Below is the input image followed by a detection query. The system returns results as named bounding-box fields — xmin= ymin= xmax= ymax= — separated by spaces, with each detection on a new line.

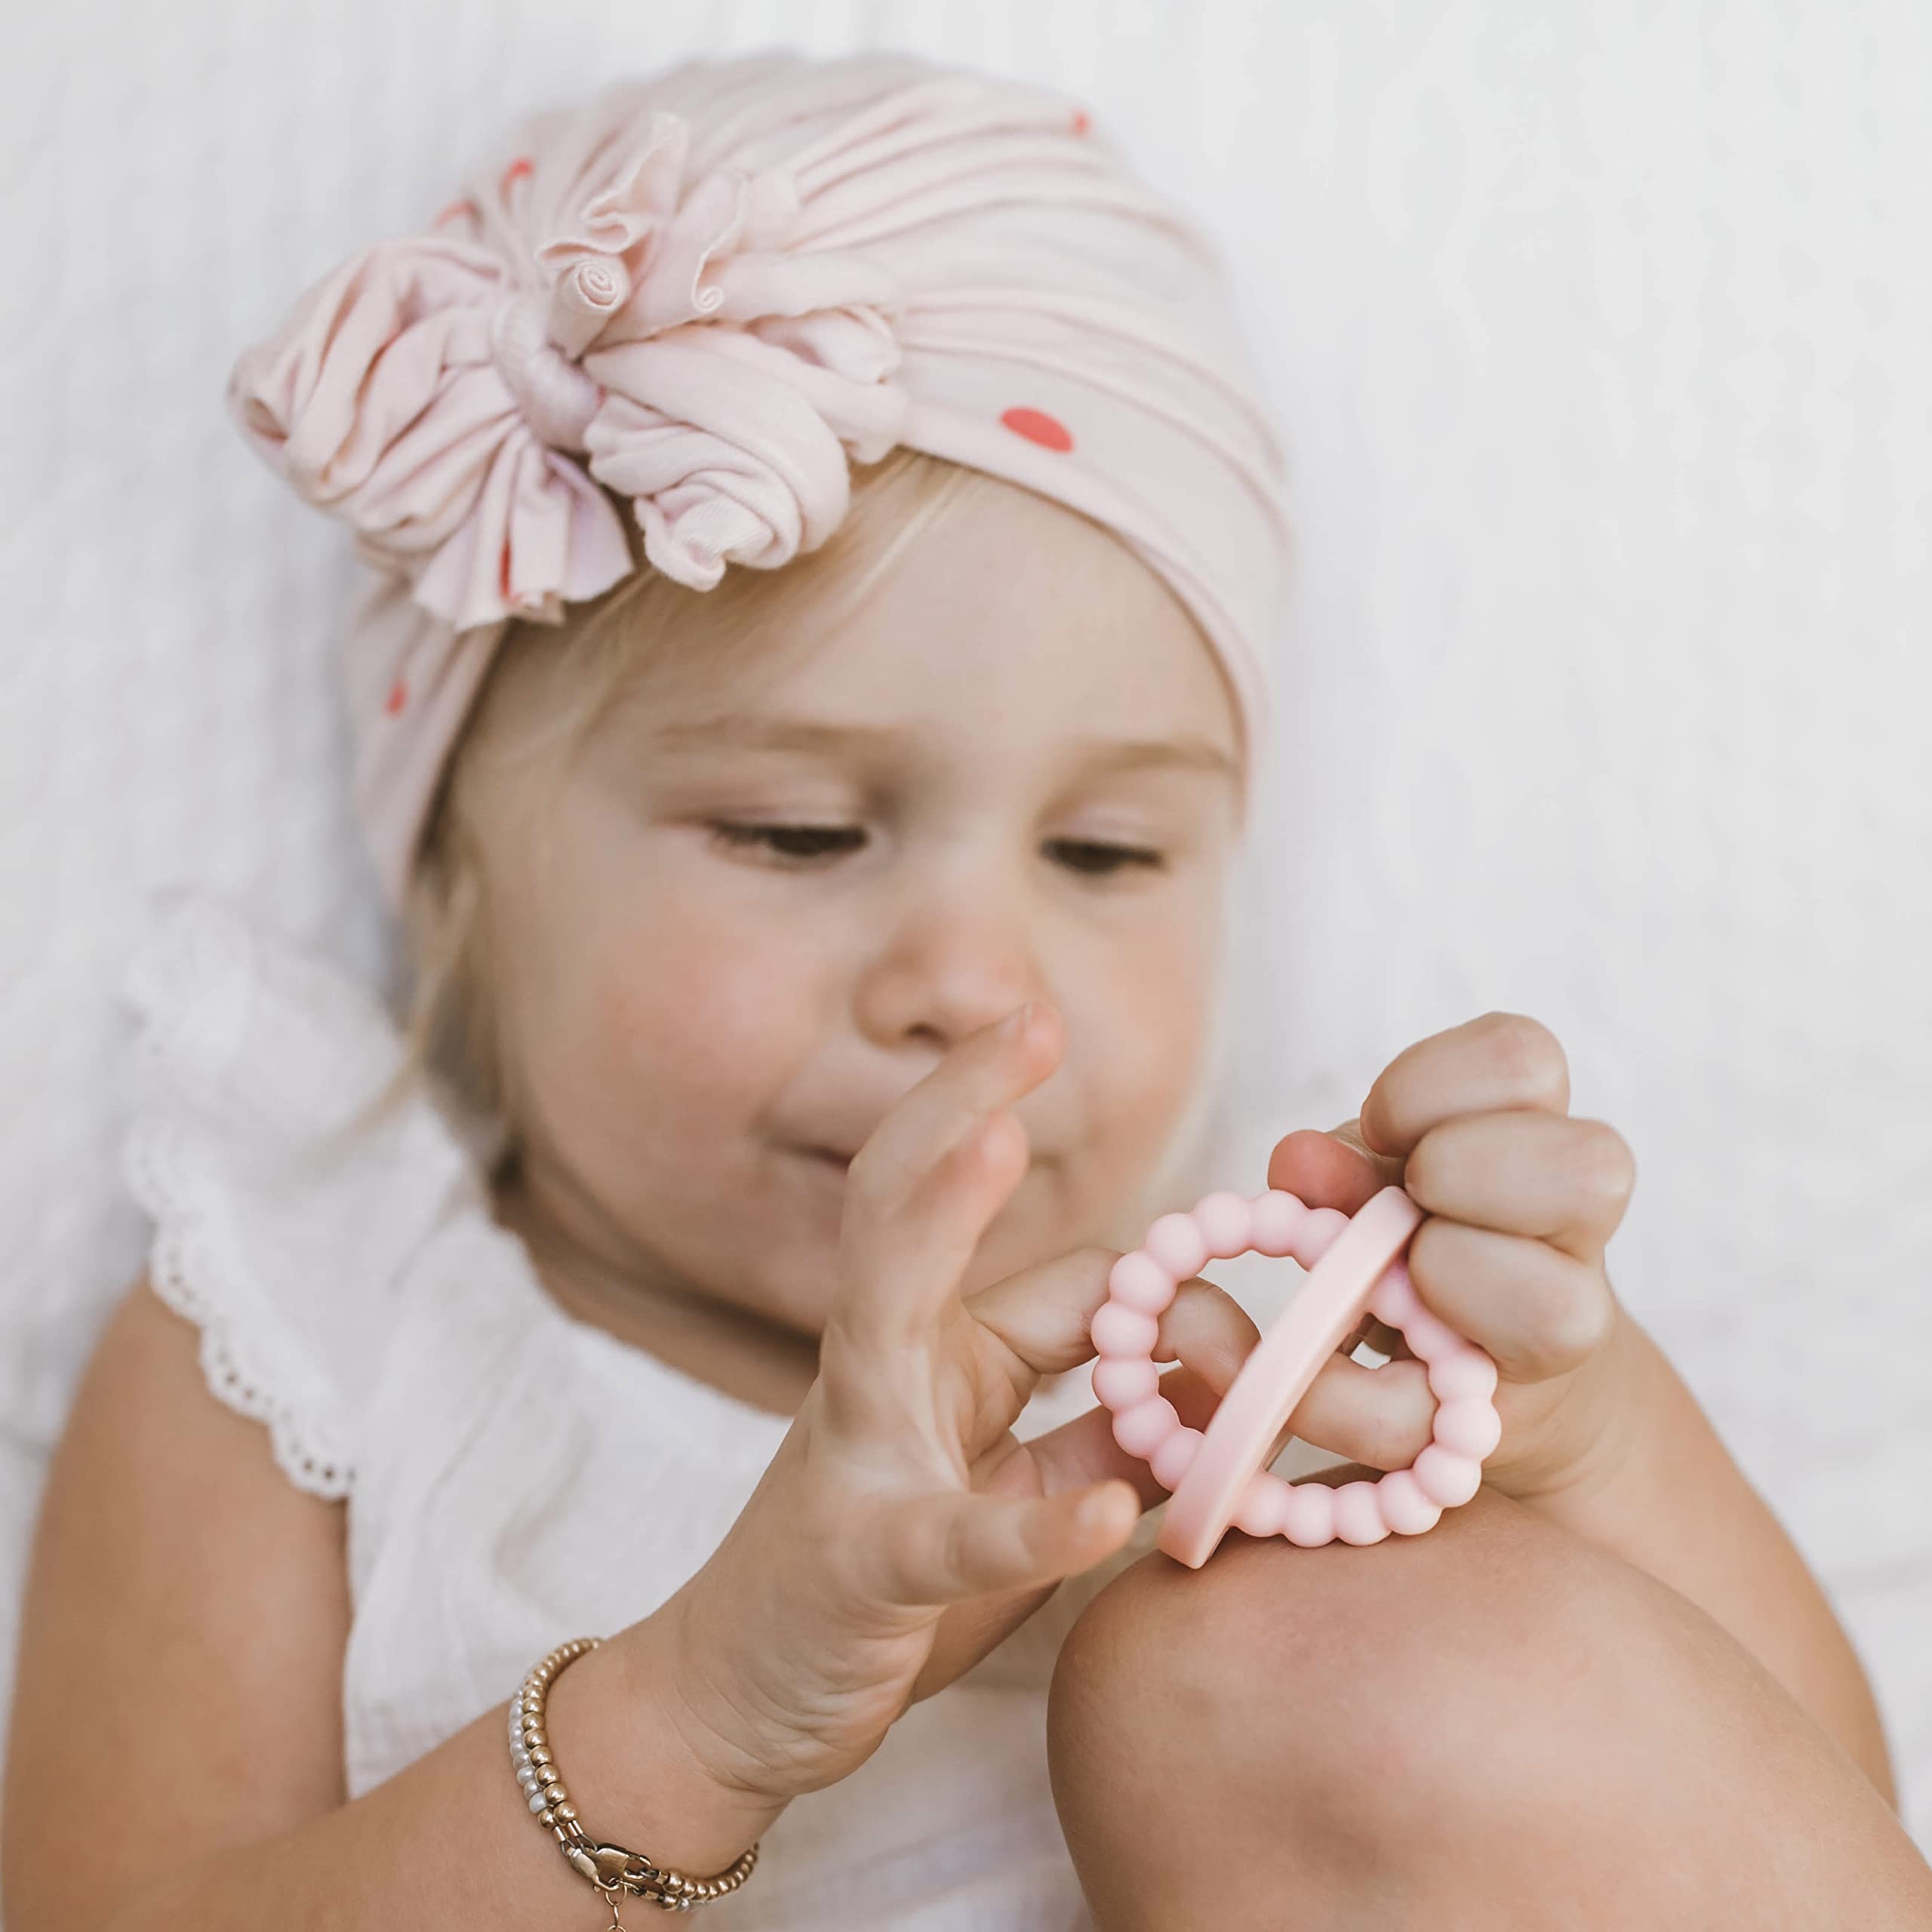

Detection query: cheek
xmin=1081 ymin=921 xmax=1219 ymax=1155
xmin=576 ymin=900 xmax=807 ymax=1139
xmin=601 ymin=953 xmax=767 ymax=1097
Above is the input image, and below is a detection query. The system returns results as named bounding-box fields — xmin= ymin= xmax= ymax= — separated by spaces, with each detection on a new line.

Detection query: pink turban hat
xmin=228 ymin=48 xmax=1292 ymax=906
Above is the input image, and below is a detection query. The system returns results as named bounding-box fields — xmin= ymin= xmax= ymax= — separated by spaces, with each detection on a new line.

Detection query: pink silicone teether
xmin=1091 ymin=1183 xmax=1501 ymax=1567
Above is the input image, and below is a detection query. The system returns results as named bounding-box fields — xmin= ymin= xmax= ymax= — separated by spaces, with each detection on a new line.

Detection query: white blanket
xmin=2 ymin=0 xmax=1927 ymax=1861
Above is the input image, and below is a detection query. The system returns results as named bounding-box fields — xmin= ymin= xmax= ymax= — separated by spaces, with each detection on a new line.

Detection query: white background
xmin=2 ymin=0 xmax=1928 ymax=1860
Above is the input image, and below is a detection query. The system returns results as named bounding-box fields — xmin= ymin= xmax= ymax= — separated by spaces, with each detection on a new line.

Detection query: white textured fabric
xmin=4 ymin=0 xmax=1929 ymax=1870
xmin=121 ymin=892 xmax=451 ymax=1497
xmin=118 ymin=887 xmax=1159 ymax=1928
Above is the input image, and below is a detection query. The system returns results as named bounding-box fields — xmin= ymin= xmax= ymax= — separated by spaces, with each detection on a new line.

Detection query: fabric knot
xmin=487 ymin=291 xmax=604 ymax=452
xmin=546 ymin=253 xmax=634 ymax=357
xmin=226 ymin=94 xmax=910 ymax=632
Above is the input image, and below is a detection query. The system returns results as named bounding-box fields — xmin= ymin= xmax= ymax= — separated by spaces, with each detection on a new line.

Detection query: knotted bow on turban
xmin=229 ymin=49 xmax=1293 ymax=904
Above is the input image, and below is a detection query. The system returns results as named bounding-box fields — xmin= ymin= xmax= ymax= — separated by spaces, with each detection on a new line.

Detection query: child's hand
xmin=1265 ymin=1011 xmax=1640 ymax=1505
xmin=655 ymin=1000 xmax=1257 ymax=1807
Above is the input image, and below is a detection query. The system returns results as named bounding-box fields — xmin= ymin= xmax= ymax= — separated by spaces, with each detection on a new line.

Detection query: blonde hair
xmin=358 ymin=443 xmax=1238 ymax=1241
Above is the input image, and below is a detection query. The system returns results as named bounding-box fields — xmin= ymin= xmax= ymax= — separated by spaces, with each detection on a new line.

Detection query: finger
xmin=1407 ymin=1217 xmax=1617 ymax=1379
xmin=818 ymin=1120 xmax=1028 ymax=1439
xmin=1265 ymin=1122 xmax=1397 ymax=1213
xmin=1154 ymin=1278 xmax=1265 ymax=1387
xmin=968 ymin=1255 xmax=1263 ymax=1438
xmin=963 ymin=1246 xmax=1121 ymax=1411
xmin=869 ymin=1478 xmax=1140 ymax=1607
xmin=909 ymin=1445 xmax=1062 ymax=1700
xmin=1022 ymin=1361 xmax=1238 ymax=1512
xmin=1359 ymin=1012 xmax=1571 ymax=1159
xmin=830 ymin=1002 xmax=1065 ymax=1360
xmin=1027 ymin=1346 xmax=1437 ymax=1512
xmin=848 ymin=999 xmax=1063 ymax=1214
xmin=1280 ymin=1353 xmax=1438 ymax=1471
xmin=1405 ymin=1111 xmax=1637 ymax=1265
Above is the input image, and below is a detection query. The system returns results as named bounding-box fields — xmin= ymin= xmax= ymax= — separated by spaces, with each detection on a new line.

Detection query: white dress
xmin=118 ymin=888 xmax=1166 ymax=1931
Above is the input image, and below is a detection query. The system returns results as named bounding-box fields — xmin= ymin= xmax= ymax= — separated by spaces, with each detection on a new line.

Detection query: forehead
xmin=646 ymin=475 xmax=1244 ymax=775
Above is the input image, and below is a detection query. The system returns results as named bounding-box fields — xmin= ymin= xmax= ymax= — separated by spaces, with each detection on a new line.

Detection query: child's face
xmin=477 ymin=477 xmax=1244 ymax=1352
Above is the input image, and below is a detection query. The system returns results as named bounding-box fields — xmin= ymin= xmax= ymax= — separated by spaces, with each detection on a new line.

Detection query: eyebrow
xmin=643 ymin=715 xmax=1238 ymax=780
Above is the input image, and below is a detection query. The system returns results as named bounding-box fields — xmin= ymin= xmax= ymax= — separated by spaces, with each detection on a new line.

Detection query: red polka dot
xmin=1071 ymin=108 xmax=1091 ymax=135
xmin=1000 ymin=406 xmax=1075 ymax=454
xmin=432 ymin=197 xmax=477 ymax=227
xmin=499 ymin=537 xmax=514 ymax=601
xmin=501 ymin=155 xmax=534 ymax=194
xmin=385 ymin=677 xmax=408 ymax=715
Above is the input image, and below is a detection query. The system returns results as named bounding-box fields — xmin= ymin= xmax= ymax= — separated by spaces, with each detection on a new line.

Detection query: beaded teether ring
xmin=1091 ymin=1184 xmax=1502 ymax=1568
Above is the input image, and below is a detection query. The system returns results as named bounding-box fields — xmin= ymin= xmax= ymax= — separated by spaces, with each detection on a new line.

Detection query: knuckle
xmin=1161 ymin=1274 xmax=1260 ymax=1361
xmin=1078 ymin=1244 xmax=1128 ymax=1284
xmin=1534 ymin=1264 xmax=1615 ymax=1366
xmin=1401 ymin=1128 xmax=1451 ymax=1206
xmin=1352 ymin=1391 xmax=1414 ymax=1460
xmin=1365 ymin=1372 xmax=1435 ymax=1466
xmin=813 ymin=1321 xmax=884 ymax=1427
xmin=1569 ymin=1119 xmax=1637 ymax=1212
xmin=1473 ymin=1011 xmax=1569 ymax=1107
xmin=978 ymin=1107 xmax=1029 ymax=1173
xmin=1164 ymin=1265 xmax=1217 ymax=1303
xmin=1404 ymin=1211 xmax=1454 ymax=1284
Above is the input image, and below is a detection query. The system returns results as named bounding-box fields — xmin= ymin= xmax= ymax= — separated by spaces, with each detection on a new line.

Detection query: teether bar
xmin=1091 ymin=1184 xmax=1501 ymax=1568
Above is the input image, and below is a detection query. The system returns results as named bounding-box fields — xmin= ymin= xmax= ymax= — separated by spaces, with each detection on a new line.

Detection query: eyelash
xmin=706 ymin=821 xmax=1167 ymax=877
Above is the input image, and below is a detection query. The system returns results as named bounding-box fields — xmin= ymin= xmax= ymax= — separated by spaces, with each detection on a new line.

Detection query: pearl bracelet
xmin=1091 ymin=1184 xmax=1502 ymax=1567
xmin=511 ymin=1636 xmax=761 ymax=1919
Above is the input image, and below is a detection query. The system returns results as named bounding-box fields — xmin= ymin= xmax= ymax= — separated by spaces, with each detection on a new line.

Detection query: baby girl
xmin=5 ymin=46 xmax=1929 ymax=1932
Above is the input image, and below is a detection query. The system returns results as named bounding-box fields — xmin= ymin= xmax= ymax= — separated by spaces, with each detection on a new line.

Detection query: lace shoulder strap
xmin=119 ymin=889 xmax=492 ymax=1499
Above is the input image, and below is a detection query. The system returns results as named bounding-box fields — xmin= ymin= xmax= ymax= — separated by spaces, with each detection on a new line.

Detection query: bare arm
xmin=1526 ymin=1303 xmax=1897 ymax=1804
xmin=2 ymin=1278 xmax=784 ymax=1932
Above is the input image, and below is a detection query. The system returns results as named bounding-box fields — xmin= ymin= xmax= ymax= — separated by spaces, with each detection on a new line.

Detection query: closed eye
xmin=1047 ymin=838 xmax=1166 ymax=876
xmin=708 ymin=821 xmax=866 ymax=862
xmin=706 ymin=823 xmax=1166 ymax=876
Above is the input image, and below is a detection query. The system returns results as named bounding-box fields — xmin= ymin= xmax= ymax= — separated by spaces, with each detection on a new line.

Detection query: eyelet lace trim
xmin=116 ymin=889 xmax=417 ymax=1502
xmin=124 ymin=1112 xmax=355 ymax=1499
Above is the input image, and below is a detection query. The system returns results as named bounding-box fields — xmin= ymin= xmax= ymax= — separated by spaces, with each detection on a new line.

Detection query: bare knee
xmin=1047 ymin=1475 xmax=1912 ymax=1927
xmin=1048 ymin=1480 xmax=1563 ymax=1900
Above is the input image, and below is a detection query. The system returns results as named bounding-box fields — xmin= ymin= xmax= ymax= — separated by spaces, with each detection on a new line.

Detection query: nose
xmin=854 ymin=865 xmax=1051 ymax=1056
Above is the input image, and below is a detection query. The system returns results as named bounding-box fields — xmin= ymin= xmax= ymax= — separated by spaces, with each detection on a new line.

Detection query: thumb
xmin=1265 ymin=1116 xmax=1404 ymax=1214
xmin=872 ymin=1482 xmax=1137 ymax=1609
